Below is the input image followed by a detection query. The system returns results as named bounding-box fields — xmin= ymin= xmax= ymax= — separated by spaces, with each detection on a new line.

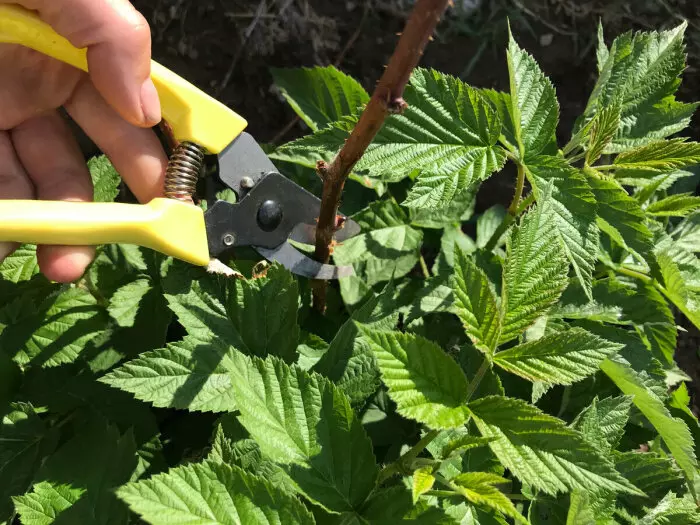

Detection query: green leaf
xmin=206 ymin=424 xmax=294 ymax=494
xmin=453 ymin=248 xmax=501 ymax=355
xmin=612 ymin=139 xmax=700 ymax=174
xmin=647 ymin=193 xmax=700 ymax=217
xmin=507 ymin=30 xmax=559 ymax=157
xmin=451 ymin=472 xmax=527 ymax=524
xmin=587 ymin=175 xmax=655 ymax=265
xmin=582 ymin=22 xmax=698 ymax=152
xmin=13 ymin=482 xmax=84 ymax=525
xmin=28 ymin=417 xmax=138 ymax=524
xmin=586 ymin=103 xmax=621 ymax=164
xmin=656 ymin=251 xmax=700 ymax=330
xmin=87 ymin=155 xmax=121 ymax=203
xmin=412 ymin=466 xmax=435 ymax=503
xmin=0 ymin=403 xmax=55 ymax=521
xmin=362 ymin=329 xmax=471 ymax=429
xmin=4 ymin=287 xmax=107 ymax=368
xmin=525 ymin=156 xmax=598 ymax=298
xmin=228 ymin=353 xmax=378 ymax=512
xmin=107 ymin=278 xmax=151 ymax=328
xmin=600 ymin=357 xmax=698 ymax=485
xmin=332 ymin=225 xmax=423 ymax=306
xmin=500 ymin=185 xmax=569 ymax=343
xmin=224 ymin=265 xmax=300 ymax=362
xmin=570 ymin=395 xmax=633 ymax=452
xmin=100 ymin=335 xmax=240 ymax=413
xmin=117 ymin=461 xmax=314 ymax=525
xmin=468 ymin=396 xmax=644 ymax=496
xmin=615 ymin=452 xmax=685 ymax=506
xmin=477 ymin=205 xmax=507 ymax=249
xmin=0 ymin=244 xmax=38 ymax=283
xmin=404 ymin=146 xmax=506 ymax=209
xmin=494 ymin=327 xmax=622 ymax=385
xmin=271 ymin=65 xmax=369 ymax=130
xmin=313 ymin=289 xmax=397 ymax=405
xmin=163 ymin=262 xmax=299 ymax=361
xmin=565 ymin=491 xmax=597 ymax=525
xmin=409 ymin=186 xmax=477 ymax=229
xmin=639 ymin=491 xmax=700 ymax=525
xmin=272 ymin=68 xmax=505 ymax=188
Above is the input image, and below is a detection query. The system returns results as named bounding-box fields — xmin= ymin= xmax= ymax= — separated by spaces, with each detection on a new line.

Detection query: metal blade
xmin=255 ymin=242 xmax=354 ymax=280
xmin=216 ymin=133 xmax=359 ymax=243
xmin=288 ymin=217 xmax=362 ymax=245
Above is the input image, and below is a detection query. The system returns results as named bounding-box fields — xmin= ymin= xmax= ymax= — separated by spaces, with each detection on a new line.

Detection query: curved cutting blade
xmin=255 ymin=242 xmax=354 ymax=280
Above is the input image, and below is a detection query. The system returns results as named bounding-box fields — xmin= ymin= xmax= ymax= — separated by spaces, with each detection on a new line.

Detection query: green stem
xmin=507 ymin=163 xmax=526 ymax=216
xmin=614 ymin=264 xmax=652 ymax=283
xmin=377 ymin=429 xmax=440 ymax=484
xmin=466 ymin=358 xmax=491 ymax=402
xmin=484 ymin=163 xmax=533 ymax=252
xmin=419 ymin=255 xmax=430 ymax=279
xmin=484 ymin=193 xmax=535 ymax=253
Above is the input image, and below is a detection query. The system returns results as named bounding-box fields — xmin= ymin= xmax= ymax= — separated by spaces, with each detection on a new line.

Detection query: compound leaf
xmin=273 ymin=68 xmax=505 ymax=191
xmin=271 ymin=65 xmax=369 ymax=130
xmin=468 ymin=396 xmax=643 ymax=496
xmin=0 ymin=245 xmax=38 ymax=283
xmin=612 ymin=139 xmax=700 ymax=174
xmin=453 ymin=247 xmax=501 ymax=355
xmin=13 ymin=482 xmax=84 ymax=525
xmin=587 ymin=175 xmax=655 ymax=265
xmin=451 ymin=472 xmax=527 ymax=524
xmin=117 ymin=461 xmax=314 ymax=525
xmin=494 ymin=327 xmax=622 ymax=385
xmin=526 ymin=156 xmax=598 ymax=298
xmin=582 ymin=22 xmax=698 ymax=152
xmin=600 ymin=357 xmax=698 ymax=485
xmin=228 ymin=353 xmax=378 ymax=512
xmin=570 ymin=395 xmax=634 ymax=452
xmin=108 ymin=279 xmax=151 ymax=328
xmin=100 ymin=335 xmax=240 ymax=413
xmin=507 ymin=31 xmax=559 ymax=158
xmin=362 ymin=329 xmax=471 ymax=429
xmin=5 ymin=287 xmax=107 ymax=368
xmin=647 ymin=193 xmax=700 ymax=217
xmin=500 ymin=185 xmax=569 ymax=343
xmin=0 ymin=403 xmax=55 ymax=521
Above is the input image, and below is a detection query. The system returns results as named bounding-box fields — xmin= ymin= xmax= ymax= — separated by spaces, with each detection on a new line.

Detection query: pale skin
xmin=0 ymin=0 xmax=168 ymax=282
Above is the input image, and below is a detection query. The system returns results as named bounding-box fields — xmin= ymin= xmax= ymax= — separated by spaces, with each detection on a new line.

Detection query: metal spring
xmin=164 ymin=141 xmax=206 ymax=201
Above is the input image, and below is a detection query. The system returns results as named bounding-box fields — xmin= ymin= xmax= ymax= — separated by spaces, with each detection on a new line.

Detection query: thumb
xmin=4 ymin=0 xmax=162 ymax=127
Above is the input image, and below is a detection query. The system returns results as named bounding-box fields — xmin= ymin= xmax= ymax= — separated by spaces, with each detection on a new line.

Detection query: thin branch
xmin=377 ymin=429 xmax=440 ymax=484
xmin=312 ymin=0 xmax=451 ymax=311
xmin=483 ymin=162 xmax=533 ymax=252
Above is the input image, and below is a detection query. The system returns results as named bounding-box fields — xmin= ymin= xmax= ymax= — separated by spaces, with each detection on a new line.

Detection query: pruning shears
xmin=0 ymin=4 xmax=359 ymax=279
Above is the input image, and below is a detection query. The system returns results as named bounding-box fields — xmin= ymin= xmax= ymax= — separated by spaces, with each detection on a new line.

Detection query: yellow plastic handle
xmin=0 ymin=199 xmax=210 ymax=267
xmin=0 ymin=4 xmax=247 ymax=154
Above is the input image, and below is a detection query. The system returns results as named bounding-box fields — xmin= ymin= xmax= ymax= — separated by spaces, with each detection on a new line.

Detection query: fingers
xmin=2 ymin=0 xmax=161 ymax=127
xmin=0 ymin=131 xmax=34 ymax=262
xmin=11 ymin=111 xmax=95 ymax=283
xmin=65 ymin=75 xmax=168 ymax=203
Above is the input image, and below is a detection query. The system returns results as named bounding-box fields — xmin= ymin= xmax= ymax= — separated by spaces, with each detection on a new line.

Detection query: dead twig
xmin=217 ymin=0 xmax=268 ymax=95
xmin=311 ymin=0 xmax=451 ymax=311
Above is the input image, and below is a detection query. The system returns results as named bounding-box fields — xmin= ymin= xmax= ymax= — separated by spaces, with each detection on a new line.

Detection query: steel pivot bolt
xmin=257 ymin=200 xmax=283 ymax=232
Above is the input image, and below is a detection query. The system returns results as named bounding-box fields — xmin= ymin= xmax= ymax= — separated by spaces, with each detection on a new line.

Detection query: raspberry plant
xmin=1 ymin=19 xmax=700 ymax=525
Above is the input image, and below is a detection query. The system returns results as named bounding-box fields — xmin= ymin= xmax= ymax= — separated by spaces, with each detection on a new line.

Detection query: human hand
xmin=0 ymin=0 xmax=169 ymax=282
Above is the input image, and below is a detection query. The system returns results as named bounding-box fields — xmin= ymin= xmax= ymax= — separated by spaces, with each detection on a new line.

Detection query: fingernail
xmin=140 ymin=79 xmax=162 ymax=125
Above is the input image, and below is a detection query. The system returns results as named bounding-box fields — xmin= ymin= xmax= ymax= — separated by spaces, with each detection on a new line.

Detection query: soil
xmin=129 ymin=0 xmax=700 ymax=407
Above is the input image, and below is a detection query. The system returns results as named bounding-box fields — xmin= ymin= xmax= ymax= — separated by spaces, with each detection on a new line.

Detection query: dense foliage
xmin=2 ymin=21 xmax=700 ymax=524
